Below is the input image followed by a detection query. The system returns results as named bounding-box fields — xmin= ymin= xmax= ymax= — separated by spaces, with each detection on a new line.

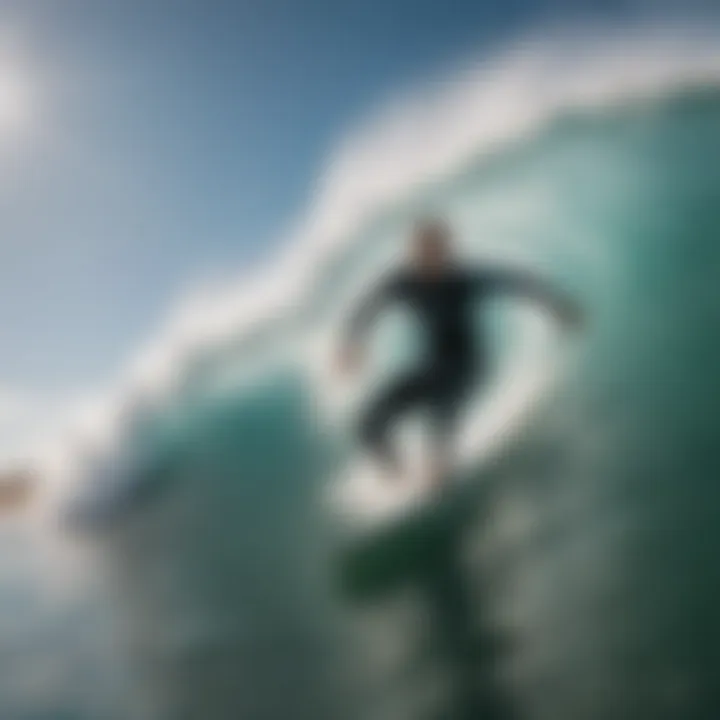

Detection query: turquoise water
xmin=85 ymin=88 xmax=720 ymax=719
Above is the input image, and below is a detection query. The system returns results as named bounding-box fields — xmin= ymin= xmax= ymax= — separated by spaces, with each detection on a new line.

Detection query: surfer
xmin=337 ymin=217 xmax=582 ymax=488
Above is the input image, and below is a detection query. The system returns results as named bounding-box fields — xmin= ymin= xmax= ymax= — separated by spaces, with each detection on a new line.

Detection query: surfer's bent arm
xmin=337 ymin=275 xmax=402 ymax=374
xmin=343 ymin=275 xmax=402 ymax=347
xmin=472 ymin=267 xmax=582 ymax=327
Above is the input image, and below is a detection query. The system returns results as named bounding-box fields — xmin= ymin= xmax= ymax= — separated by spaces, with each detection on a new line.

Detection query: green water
xmin=91 ymin=89 xmax=720 ymax=720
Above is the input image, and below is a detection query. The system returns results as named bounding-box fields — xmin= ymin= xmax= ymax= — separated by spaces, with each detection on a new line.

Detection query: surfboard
xmin=331 ymin=459 xmax=502 ymax=603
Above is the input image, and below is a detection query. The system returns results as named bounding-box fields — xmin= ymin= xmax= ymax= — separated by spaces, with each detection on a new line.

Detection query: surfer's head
xmin=410 ymin=217 xmax=453 ymax=276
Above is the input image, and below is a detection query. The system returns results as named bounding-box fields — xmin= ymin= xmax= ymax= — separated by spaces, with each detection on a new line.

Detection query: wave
xmin=15 ymin=22 xmax=720 ymax=720
xmin=23 ymin=24 xmax=720 ymax=517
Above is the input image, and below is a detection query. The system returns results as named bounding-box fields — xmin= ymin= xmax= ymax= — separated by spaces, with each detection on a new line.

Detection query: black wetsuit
xmin=346 ymin=265 xmax=571 ymax=470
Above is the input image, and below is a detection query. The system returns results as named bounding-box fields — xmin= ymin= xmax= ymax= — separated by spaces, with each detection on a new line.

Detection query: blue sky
xmin=0 ymin=0 xmax=713 ymax=398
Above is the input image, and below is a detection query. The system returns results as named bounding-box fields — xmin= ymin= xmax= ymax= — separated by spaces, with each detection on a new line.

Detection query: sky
xmin=0 ymin=0 xmax=717 ymax=460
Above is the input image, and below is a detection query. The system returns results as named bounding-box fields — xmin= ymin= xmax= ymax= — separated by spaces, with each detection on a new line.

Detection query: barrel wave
xmin=8 ymin=28 xmax=720 ymax=720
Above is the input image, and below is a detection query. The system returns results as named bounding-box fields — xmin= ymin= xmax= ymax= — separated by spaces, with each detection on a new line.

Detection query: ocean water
xmin=4 ymin=30 xmax=720 ymax=720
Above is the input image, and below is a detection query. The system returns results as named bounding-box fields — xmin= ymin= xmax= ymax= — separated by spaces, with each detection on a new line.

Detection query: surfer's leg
xmin=426 ymin=373 xmax=472 ymax=488
xmin=358 ymin=372 xmax=427 ymax=477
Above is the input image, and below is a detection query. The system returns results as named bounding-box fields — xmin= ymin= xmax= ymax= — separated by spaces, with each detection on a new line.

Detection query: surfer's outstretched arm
xmin=473 ymin=267 xmax=583 ymax=328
